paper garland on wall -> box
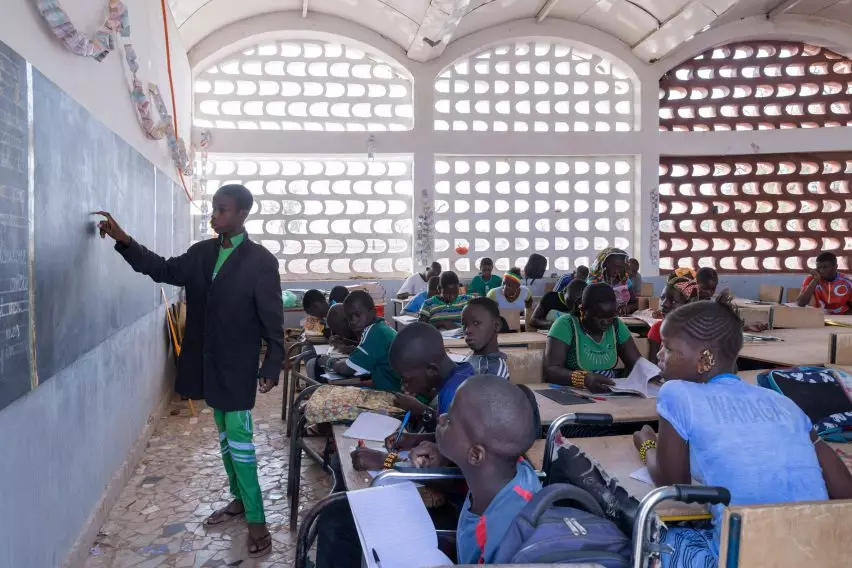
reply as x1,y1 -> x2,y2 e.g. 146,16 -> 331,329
36,0 -> 191,174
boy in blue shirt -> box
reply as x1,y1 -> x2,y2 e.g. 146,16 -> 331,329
408,375 -> 542,564
403,276 -> 440,315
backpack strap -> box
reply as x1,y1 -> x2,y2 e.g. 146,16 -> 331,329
521,483 -> 604,520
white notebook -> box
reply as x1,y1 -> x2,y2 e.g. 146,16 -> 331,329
342,412 -> 402,442
347,482 -> 452,568
609,358 -> 662,398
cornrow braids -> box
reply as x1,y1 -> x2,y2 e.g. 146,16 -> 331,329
663,292 -> 744,362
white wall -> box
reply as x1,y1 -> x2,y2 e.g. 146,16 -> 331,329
0,1 -> 193,566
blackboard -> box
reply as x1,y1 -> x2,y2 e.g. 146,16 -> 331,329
0,42 -> 31,410
32,70 -> 168,380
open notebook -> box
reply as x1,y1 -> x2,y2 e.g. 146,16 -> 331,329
347,482 -> 452,568
608,358 -> 663,398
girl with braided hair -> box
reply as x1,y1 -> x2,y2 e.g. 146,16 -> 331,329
633,294 -> 852,568
647,275 -> 702,364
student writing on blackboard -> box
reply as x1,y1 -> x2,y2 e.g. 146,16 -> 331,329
96,184 -> 284,558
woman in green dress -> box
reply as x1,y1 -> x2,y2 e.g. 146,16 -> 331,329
544,282 -> 642,392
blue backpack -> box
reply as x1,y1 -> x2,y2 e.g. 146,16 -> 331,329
493,484 -> 631,567
757,366 -> 852,442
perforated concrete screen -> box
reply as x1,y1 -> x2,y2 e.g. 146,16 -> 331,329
434,156 -> 634,274
200,155 -> 413,279
434,40 -> 635,133
194,40 -> 413,131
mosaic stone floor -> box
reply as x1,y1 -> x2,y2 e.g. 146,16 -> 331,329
84,390 -> 331,568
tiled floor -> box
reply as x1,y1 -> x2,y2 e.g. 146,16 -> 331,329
84,390 -> 331,568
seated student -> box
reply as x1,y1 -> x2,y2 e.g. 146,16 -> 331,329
544,283 -> 642,392
628,258 -> 644,297
633,294 -> 852,568
328,285 -> 350,306
648,276 -> 701,365
398,261 -> 441,299
796,251 -> 852,314
462,298 -> 509,379
330,291 -> 400,392
403,275 -> 439,315
407,376 -> 541,564
302,288 -> 332,339
696,266 -> 718,300
588,247 -> 637,315
420,271 -> 471,330
306,303 -> 359,379
468,257 -> 502,297
486,268 -> 534,318
553,265 -> 589,294
529,279 -> 587,330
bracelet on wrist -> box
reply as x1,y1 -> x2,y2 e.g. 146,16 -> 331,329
639,439 -> 657,464
383,452 -> 400,470
570,370 -> 587,389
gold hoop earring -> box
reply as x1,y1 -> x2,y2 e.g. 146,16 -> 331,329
698,349 -> 716,374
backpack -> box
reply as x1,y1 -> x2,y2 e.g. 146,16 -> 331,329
493,484 -> 631,567
757,366 -> 852,442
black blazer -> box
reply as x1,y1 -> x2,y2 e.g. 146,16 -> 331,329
116,234 -> 285,411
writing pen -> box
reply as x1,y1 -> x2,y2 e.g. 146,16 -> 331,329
372,547 -> 383,568
392,411 -> 411,450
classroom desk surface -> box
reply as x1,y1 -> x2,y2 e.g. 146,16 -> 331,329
444,332 -> 547,349
738,327 -> 849,367
333,424 -> 376,492
531,371 -> 764,426
393,314 -> 418,327
826,314 -> 852,327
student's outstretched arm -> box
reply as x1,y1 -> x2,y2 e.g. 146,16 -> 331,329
812,431 -> 852,499
255,254 -> 285,388
96,212 -> 192,287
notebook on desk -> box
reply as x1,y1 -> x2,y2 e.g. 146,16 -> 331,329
347,482 -> 452,568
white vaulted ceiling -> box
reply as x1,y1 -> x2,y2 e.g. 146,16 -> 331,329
169,0 -> 852,63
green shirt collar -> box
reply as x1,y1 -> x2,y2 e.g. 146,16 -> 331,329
219,231 -> 246,249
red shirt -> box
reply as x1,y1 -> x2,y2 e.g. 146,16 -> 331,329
802,273 -> 852,315
648,320 -> 663,343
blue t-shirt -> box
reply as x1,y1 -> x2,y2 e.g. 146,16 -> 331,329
657,375 -> 828,556
437,362 -> 475,414
403,290 -> 429,314
456,459 -> 542,564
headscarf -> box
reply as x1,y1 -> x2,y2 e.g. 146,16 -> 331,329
589,248 -> 631,308
670,267 -> 697,281
669,277 -> 700,302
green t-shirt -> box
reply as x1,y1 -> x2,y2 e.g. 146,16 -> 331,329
468,274 -> 502,297
547,314 -> 631,372
346,318 -> 401,393
212,232 -> 246,279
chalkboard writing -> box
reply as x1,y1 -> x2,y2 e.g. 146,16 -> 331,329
0,41 -> 32,411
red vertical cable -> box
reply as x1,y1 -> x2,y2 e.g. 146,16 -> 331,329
159,0 -> 193,202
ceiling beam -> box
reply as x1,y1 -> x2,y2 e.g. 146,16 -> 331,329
301,0 -> 309,18
406,0 -> 473,62
767,0 -> 802,19
536,0 -> 563,23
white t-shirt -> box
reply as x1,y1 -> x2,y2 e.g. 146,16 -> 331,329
487,286 -> 531,309
398,272 -> 428,296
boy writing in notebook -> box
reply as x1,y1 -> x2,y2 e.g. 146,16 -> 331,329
462,297 -> 509,379
96,184 -> 283,557
331,291 -> 400,392
408,375 -> 542,564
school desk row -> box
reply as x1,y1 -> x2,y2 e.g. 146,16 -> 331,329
332,425 -> 852,521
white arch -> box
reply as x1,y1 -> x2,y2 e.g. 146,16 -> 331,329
652,14 -> 852,78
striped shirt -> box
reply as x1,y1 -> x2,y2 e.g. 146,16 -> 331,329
420,294 -> 472,326
467,352 -> 510,380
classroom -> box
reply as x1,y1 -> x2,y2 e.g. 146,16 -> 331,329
1,1 -> 852,567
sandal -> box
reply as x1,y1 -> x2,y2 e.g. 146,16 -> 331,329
248,530 -> 272,558
203,504 -> 244,526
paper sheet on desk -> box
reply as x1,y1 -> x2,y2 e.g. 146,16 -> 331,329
609,358 -> 662,398
343,412 -> 402,442
630,467 -> 654,486
440,328 -> 464,339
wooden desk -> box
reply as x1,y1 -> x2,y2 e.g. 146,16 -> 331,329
444,332 -> 547,350
333,424 -> 377,491
532,370 -> 765,426
393,314 -> 418,328
738,327 -> 849,367
826,314 -> 852,328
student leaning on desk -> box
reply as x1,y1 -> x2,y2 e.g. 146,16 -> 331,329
632,294 -> 852,568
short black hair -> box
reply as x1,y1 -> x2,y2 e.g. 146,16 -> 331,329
389,322 -> 445,371
430,261 -> 442,272
664,292 -> 744,363
215,184 -> 254,212
302,289 -> 326,310
480,257 -> 494,267
578,282 -> 617,314
343,290 -> 374,311
465,297 -> 500,320
440,270 -> 460,288
563,279 -> 588,311
329,286 -> 350,303
696,266 -> 718,283
628,258 -> 639,268
816,252 -> 837,265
